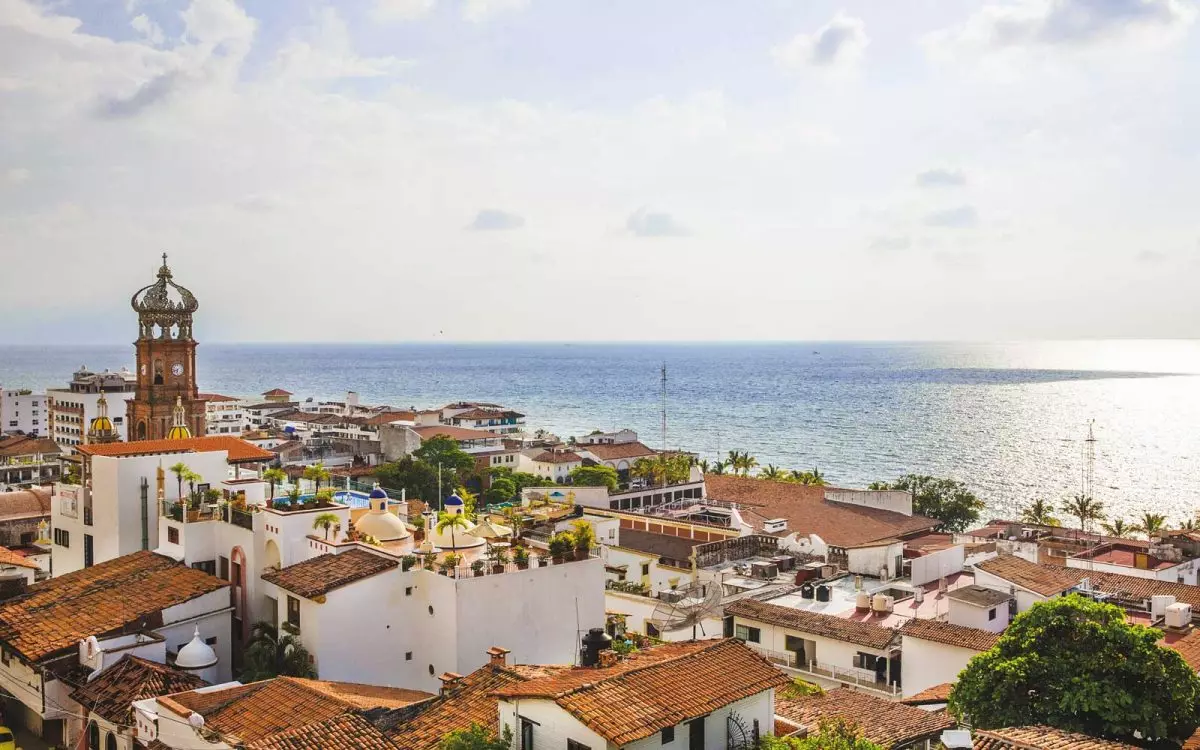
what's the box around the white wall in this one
[1065,556,1198,585]
[499,697,609,750]
[160,587,235,683]
[847,542,904,579]
[947,599,1008,632]
[970,568,1050,613]
[910,545,966,587]
[900,636,981,698]
[604,589,722,642]
[825,490,913,517]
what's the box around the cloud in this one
[773,13,869,69]
[98,71,182,118]
[928,0,1195,54]
[234,194,282,212]
[130,13,165,46]
[1137,249,1168,263]
[868,235,911,252]
[468,209,525,230]
[5,168,31,185]
[916,168,966,188]
[933,250,982,270]
[627,208,689,237]
[374,0,437,21]
[463,0,530,23]
[270,7,408,82]
[925,205,980,228]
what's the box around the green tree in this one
[414,436,475,478]
[569,465,619,491]
[262,467,287,501]
[950,595,1200,744]
[240,622,316,681]
[488,467,543,494]
[871,475,984,532]
[760,464,783,480]
[1100,518,1133,538]
[438,723,512,750]
[437,511,470,550]
[169,461,190,501]
[1180,517,1198,531]
[759,718,883,750]
[485,477,517,504]
[312,512,340,540]
[377,456,440,503]
[302,462,330,495]
[709,460,727,475]
[1061,494,1105,534]
[1020,498,1060,527]
[1133,512,1167,540]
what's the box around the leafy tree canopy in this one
[487,467,543,494]
[414,436,476,474]
[438,724,512,750]
[949,595,1200,744]
[759,718,884,750]
[485,477,517,504]
[376,455,440,503]
[240,622,316,682]
[569,465,619,491]
[869,474,984,532]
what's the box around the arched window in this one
[106,732,118,750]
[88,721,100,750]
[137,421,147,440]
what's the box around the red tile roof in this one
[776,689,955,748]
[0,435,62,457]
[77,436,275,463]
[246,711,399,750]
[198,393,240,402]
[412,426,498,442]
[362,412,417,426]
[532,450,582,464]
[263,549,398,599]
[386,663,564,750]
[0,550,227,662]
[452,408,523,420]
[579,441,659,461]
[0,487,51,522]
[726,599,899,650]
[0,546,41,570]
[494,639,789,745]
[900,682,954,706]
[705,476,939,547]
[975,555,1200,608]
[899,619,1001,652]
[70,655,207,725]
[263,389,294,396]
[160,677,432,745]
[1166,628,1200,671]
[973,726,1139,749]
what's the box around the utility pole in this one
[437,461,443,512]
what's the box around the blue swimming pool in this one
[273,490,372,509]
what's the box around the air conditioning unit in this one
[750,562,779,580]
[1151,595,1177,620]
[1166,602,1193,629]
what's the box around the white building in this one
[46,367,137,449]
[52,436,275,576]
[0,388,47,436]
[201,393,248,435]
[1065,541,1199,585]
[494,638,788,750]
[0,434,62,490]
[70,654,208,750]
[898,618,1002,699]
[442,403,526,436]
[0,550,231,746]
[520,447,584,483]
[577,428,639,445]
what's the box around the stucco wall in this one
[900,636,981,698]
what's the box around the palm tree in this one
[312,512,340,540]
[1061,494,1105,534]
[183,469,202,506]
[710,461,727,476]
[437,511,470,550]
[740,454,759,477]
[727,450,742,471]
[760,464,782,480]
[240,622,316,681]
[169,461,190,501]
[1179,517,1198,531]
[263,467,287,502]
[1133,512,1167,540]
[808,467,826,486]
[1100,518,1133,538]
[1020,499,1060,527]
[303,462,330,495]
[697,459,711,474]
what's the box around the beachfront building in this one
[577,428,639,445]
[201,393,248,435]
[412,425,505,453]
[0,434,61,490]
[51,435,274,575]
[576,441,660,481]
[493,638,789,750]
[0,551,230,746]
[520,447,584,483]
[0,387,47,437]
[44,367,137,449]
[445,405,526,436]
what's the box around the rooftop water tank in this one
[815,585,831,603]
[801,583,815,600]
[856,592,871,612]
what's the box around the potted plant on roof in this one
[513,545,530,570]
[413,515,426,542]
[570,519,595,561]
[471,559,486,577]
[549,531,574,564]
[402,554,417,572]
[492,546,510,575]
[440,553,462,577]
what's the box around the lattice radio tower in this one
[1082,419,1096,501]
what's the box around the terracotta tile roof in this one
[901,682,954,705]
[531,450,582,464]
[0,487,51,521]
[975,555,1200,608]
[198,393,240,402]
[1186,726,1200,750]
[362,412,417,426]
[263,549,398,599]
[705,476,939,547]
[247,711,398,750]
[70,655,207,725]
[385,663,564,750]
[0,550,227,662]
[579,441,659,461]
[0,436,61,457]
[973,726,1139,749]
[727,599,899,650]
[899,619,1001,652]
[77,436,274,463]
[160,677,432,745]
[0,546,41,570]
[263,389,294,396]
[452,408,523,420]
[412,426,498,442]
[494,639,790,745]
[245,401,299,411]
[776,689,955,748]
[1166,628,1200,671]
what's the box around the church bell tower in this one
[126,254,206,441]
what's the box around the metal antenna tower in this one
[661,362,668,453]
[1083,420,1096,502]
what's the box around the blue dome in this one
[369,485,389,500]
[444,494,464,506]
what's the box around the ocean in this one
[2,340,1198,524]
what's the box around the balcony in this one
[745,644,900,697]
[59,497,78,519]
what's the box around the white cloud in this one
[373,0,436,22]
[468,209,525,230]
[925,205,980,228]
[270,7,409,83]
[627,208,689,237]
[463,0,530,24]
[773,13,869,69]
[868,235,911,252]
[130,13,165,46]
[5,168,30,185]
[916,168,967,188]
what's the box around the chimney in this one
[487,646,510,667]
[437,672,463,696]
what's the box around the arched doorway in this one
[87,721,100,750]
[136,421,147,440]
[106,732,118,750]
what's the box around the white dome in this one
[426,515,485,550]
[175,627,218,670]
[355,506,410,542]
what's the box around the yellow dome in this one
[89,416,113,433]
[167,425,193,440]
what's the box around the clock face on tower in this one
[172,362,184,377]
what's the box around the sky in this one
[2,0,1200,343]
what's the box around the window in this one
[661,727,675,744]
[205,636,217,646]
[84,534,94,568]
[405,587,413,596]
[287,596,301,631]
[405,651,413,661]
[854,652,879,671]
[988,607,997,621]
[192,561,216,576]
[168,526,180,544]
[567,740,591,750]
[219,556,229,580]
[54,528,70,548]
[520,719,535,750]
[641,563,650,576]
[106,732,117,750]
[734,625,760,643]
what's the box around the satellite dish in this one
[189,712,205,728]
[649,582,723,640]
